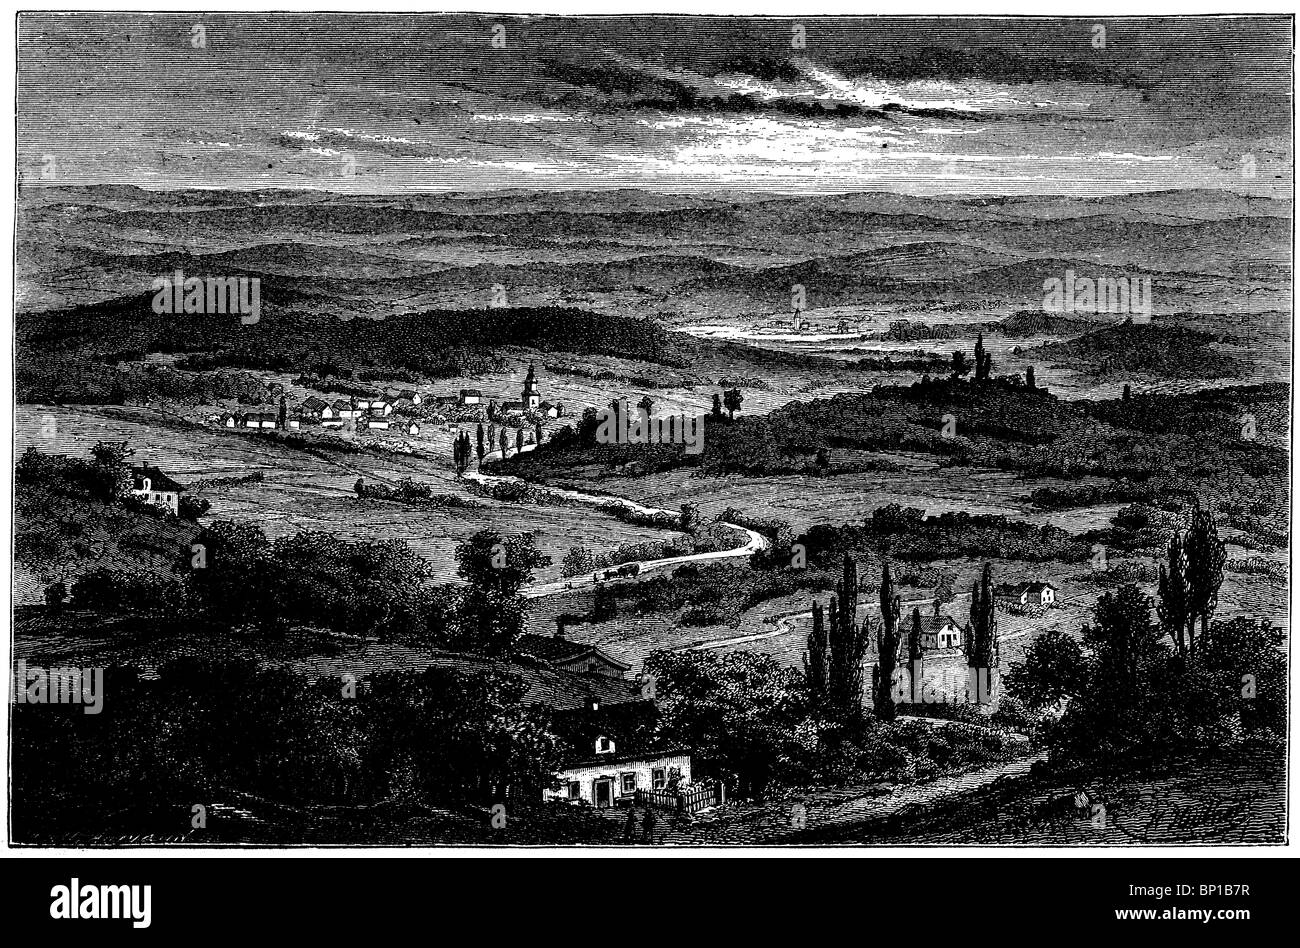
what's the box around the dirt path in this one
[658,751,1047,845]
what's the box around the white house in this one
[922,614,963,651]
[545,735,692,809]
[407,421,421,436]
[996,582,1058,610]
[365,417,391,430]
[334,399,362,420]
[459,389,482,406]
[129,465,185,516]
[538,400,560,419]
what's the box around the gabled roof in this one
[131,465,186,493]
[460,388,482,397]
[927,614,960,631]
[517,633,631,671]
[301,396,329,411]
[997,581,1057,597]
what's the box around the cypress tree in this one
[1185,502,1226,655]
[804,601,828,703]
[873,562,902,720]
[1157,530,1191,655]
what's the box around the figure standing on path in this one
[642,805,657,844]
[624,807,638,842]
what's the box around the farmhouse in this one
[546,735,692,809]
[459,389,482,406]
[922,613,963,651]
[538,400,561,418]
[129,465,186,516]
[241,412,276,429]
[365,417,391,431]
[407,421,421,436]
[995,581,1058,609]
[301,396,330,418]
[334,399,362,420]
[433,395,459,409]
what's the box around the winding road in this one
[461,468,769,598]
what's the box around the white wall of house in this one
[545,753,691,807]
[132,488,179,516]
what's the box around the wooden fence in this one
[635,784,724,814]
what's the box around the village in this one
[207,362,564,457]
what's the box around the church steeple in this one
[522,362,540,410]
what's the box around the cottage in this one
[922,614,963,651]
[500,400,526,415]
[395,389,421,406]
[129,465,186,516]
[538,400,560,419]
[995,581,1058,609]
[333,399,362,420]
[545,735,692,809]
[407,421,421,436]
[365,417,391,431]
[219,413,238,428]
[301,396,330,418]
[433,394,459,409]
[459,389,482,406]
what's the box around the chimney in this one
[555,616,566,639]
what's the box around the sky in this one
[16,14,1294,197]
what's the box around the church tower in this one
[522,362,541,411]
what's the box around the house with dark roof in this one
[995,581,1058,609]
[544,701,690,809]
[922,613,963,651]
[130,465,186,516]
[546,735,691,808]
[301,395,330,417]
[459,388,483,406]
[517,632,632,680]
